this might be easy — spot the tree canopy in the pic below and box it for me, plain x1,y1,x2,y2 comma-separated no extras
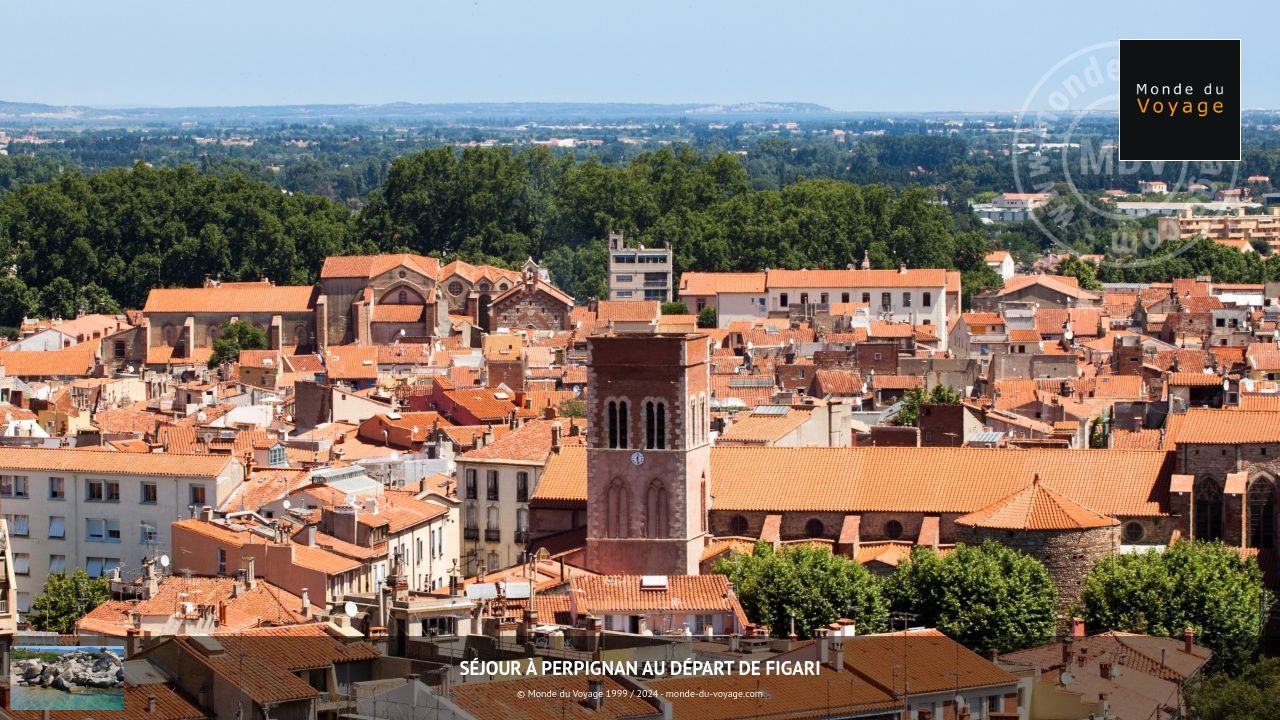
714,541,888,639
208,319,269,368
884,542,1058,653
29,569,111,634
1185,657,1280,720
1080,541,1274,674
890,383,964,427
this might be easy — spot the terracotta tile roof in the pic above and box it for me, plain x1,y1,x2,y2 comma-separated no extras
223,469,310,513
451,675,657,720
998,274,1099,300
1111,428,1163,450
962,312,1005,326
237,349,280,370
709,374,776,408
986,250,1011,263
871,374,924,390
443,387,519,422
718,408,812,444
323,345,379,381
534,445,1171,517
131,576,321,627
1037,308,1105,337
766,268,949,289
1008,328,1043,342
571,574,742,614
1237,394,1280,412
812,369,863,396
159,426,268,456
835,634,1017,695
594,300,660,322
652,664,898,720
0,447,232,477
320,253,440,279
822,329,869,344
93,407,163,436
370,304,425,323
0,346,97,377
1168,371,1224,387
868,321,915,338
143,282,315,313
459,418,587,462
956,476,1119,530
490,277,575,308
1173,408,1280,444
284,542,362,574
439,259,522,285
439,424,513,448
171,518,251,547
679,272,768,295
359,493,449,533
1246,342,1280,371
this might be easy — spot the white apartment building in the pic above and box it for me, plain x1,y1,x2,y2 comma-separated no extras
679,267,954,345
454,418,578,575
606,231,673,302
0,448,243,616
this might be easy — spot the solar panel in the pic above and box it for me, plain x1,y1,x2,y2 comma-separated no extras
751,405,791,416
502,582,532,599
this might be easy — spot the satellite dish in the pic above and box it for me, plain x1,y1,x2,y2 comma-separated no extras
159,554,170,569
344,601,358,618
181,602,195,614
282,499,292,510
1063,330,1074,341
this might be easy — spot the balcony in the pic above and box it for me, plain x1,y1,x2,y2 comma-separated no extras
514,530,529,545
484,528,501,543
464,527,480,541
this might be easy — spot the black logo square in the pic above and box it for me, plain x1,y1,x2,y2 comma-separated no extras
1119,39,1240,161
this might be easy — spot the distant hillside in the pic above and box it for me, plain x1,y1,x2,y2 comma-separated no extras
0,100,838,126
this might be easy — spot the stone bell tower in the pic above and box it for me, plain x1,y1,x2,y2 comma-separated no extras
584,330,712,575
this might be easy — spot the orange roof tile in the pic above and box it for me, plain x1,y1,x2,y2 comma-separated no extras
370,304,425,323
1168,372,1224,387
143,282,315,313
594,300,661,322
320,253,440,279
718,408,813,444
570,574,742,614
767,268,949,289
1110,428,1163,450
679,272,768,295
998,274,1099,300
1173,408,1280,444
459,418,586,462
871,374,924,390
0,346,98,377
323,346,379,381
955,476,1119,530
535,445,1171,517
0,447,232,477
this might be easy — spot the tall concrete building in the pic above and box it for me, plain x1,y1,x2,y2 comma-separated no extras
584,330,712,575
606,231,673,302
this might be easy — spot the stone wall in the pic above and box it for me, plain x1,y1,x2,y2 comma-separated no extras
956,524,1120,616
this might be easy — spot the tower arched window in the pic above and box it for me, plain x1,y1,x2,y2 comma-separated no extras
645,400,666,449
1194,476,1224,541
606,478,629,539
607,401,618,448
646,480,669,539
1247,476,1277,549
805,518,825,538
618,400,629,448
729,515,748,535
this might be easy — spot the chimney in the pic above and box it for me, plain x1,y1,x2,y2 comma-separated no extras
830,637,844,671
147,695,157,714
898,264,907,274
301,588,311,618
1072,617,1085,638
305,525,317,547
551,423,562,453
201,505,213,522
586,679,604,710
370,497,379,515
1184,626,1194,654
543,405,557,420
244,558,256,590
1098,692,1110,718
816,628,829,664
217,601,228,627
1062,637,1074,665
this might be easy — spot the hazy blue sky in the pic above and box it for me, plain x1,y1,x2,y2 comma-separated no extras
11,0,1277,110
